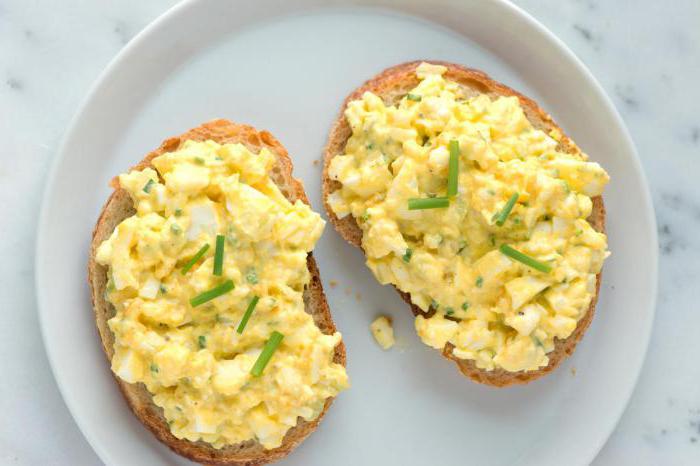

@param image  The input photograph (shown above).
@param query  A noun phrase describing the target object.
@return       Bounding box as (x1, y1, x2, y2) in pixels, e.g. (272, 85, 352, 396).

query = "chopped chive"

(237, 296, 260, 334)
(494, 192, 519, 226)
(198, 335, 207, 349)
(181, 244, 210, 275)
(402, 248, 413, 263)
(457, 240, 468, 255)
(189, 280, 235, 307)
(150, 363, 159, 374)
(445, 307, 455, 316)
(213, 235, 225, 276)
(250, 331, 284, 377)
(159, 284, 167, 294)
(408, 197, 449, 210)
(170, 224, 182, 235)
(489, 234, 496, 247)
(360, 212, 370, 222)
(194, 156, 205, 165)
(246, 269, 258, 284)
(499, 244, 552, 273)
(174, 208, 182, 217)
(406, 93, 422, 102)
(143, 179, 155, 193)
(447, 140, 460, 197)
(475, 276, 484, 288)
(461, 302, 470, 310)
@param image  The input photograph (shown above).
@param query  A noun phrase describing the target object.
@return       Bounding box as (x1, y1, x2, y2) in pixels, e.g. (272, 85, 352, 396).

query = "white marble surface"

(1, 0, 698, 464)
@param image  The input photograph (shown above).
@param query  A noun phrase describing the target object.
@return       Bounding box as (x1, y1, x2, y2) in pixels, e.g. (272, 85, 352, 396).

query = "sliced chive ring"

(237, 296, 260, 334)
(213, 234, 225, 276)
(499, 244, 552, 273)
(406, 93, 422, 102)
(250, 331, 284, 377)
(189, 280, 235, 307)
(447, 140, 460, 197)
(143, 179, 155, 193)
(494, 192, 519, 226)
(408, 197, 449, 210)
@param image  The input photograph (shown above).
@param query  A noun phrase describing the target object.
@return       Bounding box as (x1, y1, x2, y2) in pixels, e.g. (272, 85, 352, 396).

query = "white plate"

(36, 0, 657, 465)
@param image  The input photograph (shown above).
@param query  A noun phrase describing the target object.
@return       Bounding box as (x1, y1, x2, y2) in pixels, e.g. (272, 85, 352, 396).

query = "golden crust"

(322, 61, 606, 387)
(89, 119, 346, 464)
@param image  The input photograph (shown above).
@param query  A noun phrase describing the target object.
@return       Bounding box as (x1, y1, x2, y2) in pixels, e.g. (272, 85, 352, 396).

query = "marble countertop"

(1, 0, 698, 464)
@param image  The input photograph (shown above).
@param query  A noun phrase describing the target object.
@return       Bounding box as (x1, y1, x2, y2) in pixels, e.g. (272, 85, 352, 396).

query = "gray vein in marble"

(572, 23, 602, 50)
(6, 77, 23, 90)
(613, 84, 640, 110)
(573, 0, 597, 10)
(660, 192, 700, 222)
(113, 20, 134, 45)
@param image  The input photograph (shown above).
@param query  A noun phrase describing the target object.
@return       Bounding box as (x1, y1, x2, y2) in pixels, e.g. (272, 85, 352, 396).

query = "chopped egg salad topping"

(97, 140, 349, 449)
(328, 63, 610, 372)
(370, 316, 395, 350)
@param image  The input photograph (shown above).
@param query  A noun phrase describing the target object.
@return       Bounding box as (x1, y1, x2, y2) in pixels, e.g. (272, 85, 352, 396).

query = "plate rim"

(35, 0, 658, 464)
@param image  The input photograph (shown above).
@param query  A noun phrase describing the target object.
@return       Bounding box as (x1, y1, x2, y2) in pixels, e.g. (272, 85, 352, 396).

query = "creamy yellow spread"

(328, 63, 610, 372)
(97, 140, 348, 449)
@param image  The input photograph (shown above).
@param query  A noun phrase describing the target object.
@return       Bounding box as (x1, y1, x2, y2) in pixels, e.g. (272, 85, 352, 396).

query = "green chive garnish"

(494, 193, 519, 226)
(198, 335, 207, 349)
(499, 244, 552, 273)
(189, 280, 234, 307)
(150, 363, 159, 373)
(461, 302, 470, 310)
(475, 276, 484, 288)
(408, 197, 449, 210)
(250, 331, 284, 377)
(143, 179, 155, 193)
(237, 296, 260, 334)
(246, 269, 258, 284)
(402, 248, 413, 263)
(174, 208, 182, 217)
(447, 140, 460, 197)
(407, 93, 422, 102)
(181, 244, 210, 275)
(213, 235, 225, 276)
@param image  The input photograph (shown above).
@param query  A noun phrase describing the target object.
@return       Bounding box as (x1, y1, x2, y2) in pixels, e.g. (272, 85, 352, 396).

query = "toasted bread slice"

(322, 61, 605, 387)
(89, 120, 346, 465)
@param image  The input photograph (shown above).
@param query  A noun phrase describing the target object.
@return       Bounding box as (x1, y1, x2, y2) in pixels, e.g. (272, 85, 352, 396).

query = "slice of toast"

(322, 61, 605, 387)
(89, 119, 346, 465)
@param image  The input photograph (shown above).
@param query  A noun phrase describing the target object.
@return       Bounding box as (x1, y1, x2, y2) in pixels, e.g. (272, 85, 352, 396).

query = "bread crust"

(88, 119, 346, 464)
(322, 61, 605, 387)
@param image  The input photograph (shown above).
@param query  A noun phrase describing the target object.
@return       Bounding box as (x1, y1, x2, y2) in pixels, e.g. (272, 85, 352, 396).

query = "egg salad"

(96, 140, 348, 449)
(327, 62, 610, 373)
(370, 316, 395, 350)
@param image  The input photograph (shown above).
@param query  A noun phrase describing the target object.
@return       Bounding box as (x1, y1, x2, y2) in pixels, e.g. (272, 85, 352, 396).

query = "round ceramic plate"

(36, 0, 657, 464)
